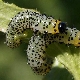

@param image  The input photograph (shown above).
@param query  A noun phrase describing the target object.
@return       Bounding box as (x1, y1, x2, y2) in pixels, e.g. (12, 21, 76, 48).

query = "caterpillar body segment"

(27, 33, 53, 75)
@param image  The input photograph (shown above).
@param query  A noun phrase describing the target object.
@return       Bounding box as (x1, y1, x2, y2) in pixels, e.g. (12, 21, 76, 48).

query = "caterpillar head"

(58, 22, 66, 33)
(47, 20, 66, 34)
(56, 20, 66, 34)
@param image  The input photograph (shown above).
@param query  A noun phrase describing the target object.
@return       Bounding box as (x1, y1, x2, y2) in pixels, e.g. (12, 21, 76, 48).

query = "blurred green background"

(0, 0, 80, 80)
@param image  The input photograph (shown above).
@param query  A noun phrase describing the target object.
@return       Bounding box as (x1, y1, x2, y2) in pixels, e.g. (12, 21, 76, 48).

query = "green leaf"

(46, 43, 80, 80)
(0, 0, 25, 32)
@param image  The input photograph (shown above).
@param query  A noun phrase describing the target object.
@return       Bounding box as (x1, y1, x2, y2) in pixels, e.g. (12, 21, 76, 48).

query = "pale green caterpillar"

(6, 9, 80, 75)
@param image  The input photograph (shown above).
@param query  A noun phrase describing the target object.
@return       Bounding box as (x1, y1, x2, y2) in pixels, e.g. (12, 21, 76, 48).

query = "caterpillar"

(6, 9, 80, 75)
(6, 9, 66, 48)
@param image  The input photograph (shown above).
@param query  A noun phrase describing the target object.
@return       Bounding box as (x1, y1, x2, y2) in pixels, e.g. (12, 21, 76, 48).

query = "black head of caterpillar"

(6, 9, 67, 48)
(58, 22, 66, 33)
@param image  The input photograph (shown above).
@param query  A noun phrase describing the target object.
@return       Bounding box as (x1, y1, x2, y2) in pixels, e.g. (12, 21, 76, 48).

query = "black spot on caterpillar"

(6, 9, 66, 48)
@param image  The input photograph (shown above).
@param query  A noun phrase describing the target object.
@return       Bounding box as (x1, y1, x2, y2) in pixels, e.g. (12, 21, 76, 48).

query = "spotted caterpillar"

(6, 9, 66, 48)
(6, 9, 80, 75)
